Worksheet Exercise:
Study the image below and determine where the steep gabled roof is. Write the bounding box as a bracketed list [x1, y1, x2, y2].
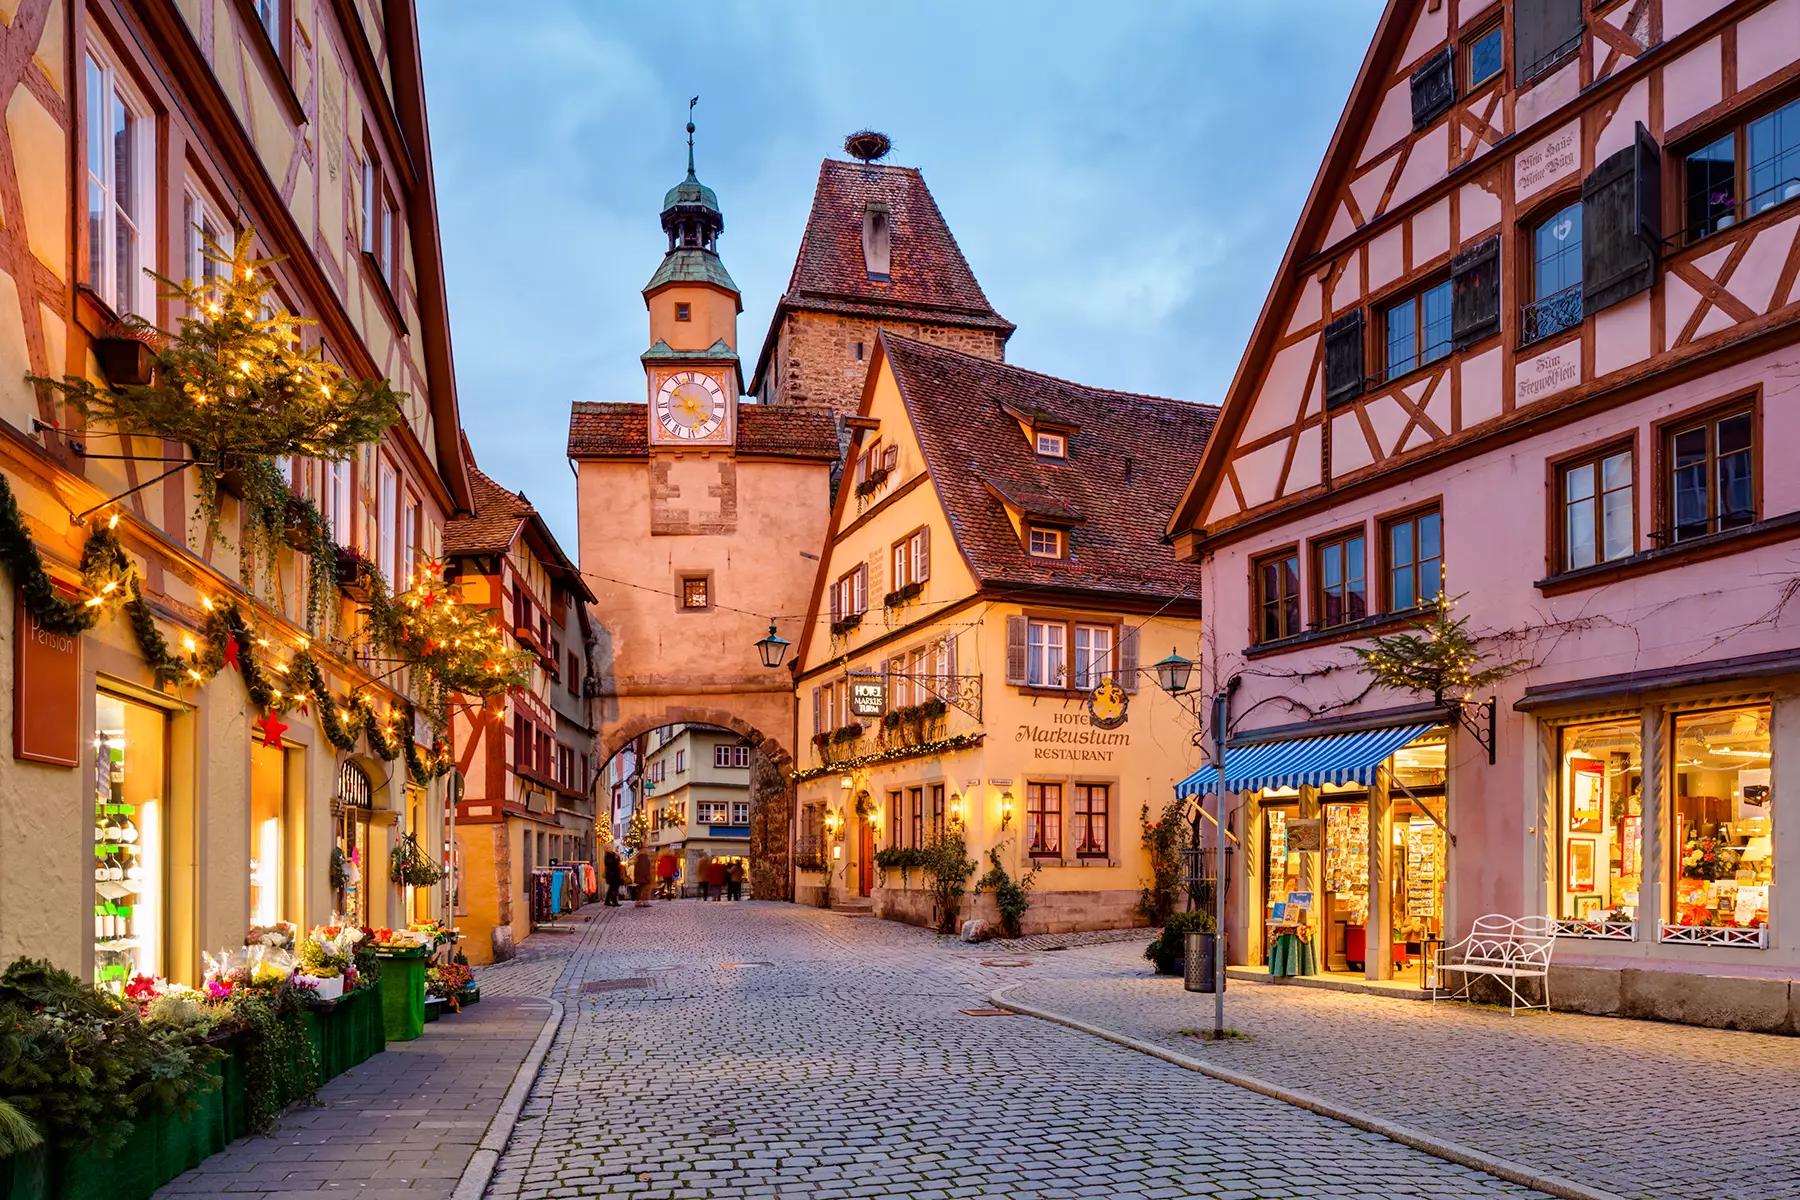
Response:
[445, 462, 594, 602]
[749, 159, 1014, 392]
[881, 332, 1215, 597]
[566, 402, 840, 462]
[1165, 0, 1414, 542]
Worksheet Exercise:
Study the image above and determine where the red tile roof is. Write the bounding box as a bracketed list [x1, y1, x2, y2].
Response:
[882, 333, 1216, 599]
[444, 468, 530, 556]
[779, 160, 1013, 331]
[567, 402, 841, 462]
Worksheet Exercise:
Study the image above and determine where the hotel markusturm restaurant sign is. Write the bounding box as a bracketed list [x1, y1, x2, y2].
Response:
[16, 587, 81, 767]
[1018, 709, 1130, 763]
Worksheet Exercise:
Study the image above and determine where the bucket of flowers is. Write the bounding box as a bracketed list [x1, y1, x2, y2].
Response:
[370, 926, 433, 957]
[425, 961, 474, 1013]
[296, 924, 365, 1002]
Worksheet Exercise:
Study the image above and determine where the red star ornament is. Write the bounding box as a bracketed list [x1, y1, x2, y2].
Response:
[256, 711, 289, 751]
[223, 635, 240, 670]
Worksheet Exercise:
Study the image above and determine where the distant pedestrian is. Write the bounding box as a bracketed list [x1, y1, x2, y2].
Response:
[706, 857, 726, 901]
[631, 847, 653, 907]
[656, 850, 677, 899]
[602, 850, 623, 907]
[697, 853, 714, 901]
[727, 860, 745, 901]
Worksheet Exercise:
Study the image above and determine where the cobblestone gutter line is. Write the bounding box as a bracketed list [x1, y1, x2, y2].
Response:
[451, 996, 565, 1200]
[990, 983, 1623, 1200]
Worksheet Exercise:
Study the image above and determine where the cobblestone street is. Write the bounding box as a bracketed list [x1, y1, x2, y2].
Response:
[480, 903, 1546, 1200]
[1001, 941, 1800, 1200]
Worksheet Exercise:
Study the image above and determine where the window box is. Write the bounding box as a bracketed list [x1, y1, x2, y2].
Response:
[854, 467, 892, 498]
[1657, 922, 1767, 949]
[93, 334, 156, 387]
[880, 700, 948, 748]
[828, 723, 865, 745]
[335, 545, 377, 601]
[884, 581, 924, 607]
[829, 613, 863, 637]
[1551, 918, 1637, 941]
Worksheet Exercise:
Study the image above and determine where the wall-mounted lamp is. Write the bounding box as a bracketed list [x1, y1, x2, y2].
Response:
[1000, 789, 1015, 830]
[950, 793, 964, 825]
[839, 773, 855, 790]
[831, 844, 842, 860]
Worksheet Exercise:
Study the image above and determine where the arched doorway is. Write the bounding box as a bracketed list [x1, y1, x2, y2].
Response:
[335, 761, 375, 924]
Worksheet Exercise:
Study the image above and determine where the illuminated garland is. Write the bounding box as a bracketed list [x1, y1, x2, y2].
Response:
[1351, 592, 1527, 703]
[790, 732, 986, 784]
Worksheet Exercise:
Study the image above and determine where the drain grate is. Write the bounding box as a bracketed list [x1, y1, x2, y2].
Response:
[959, 1008, 1015, 1017]
[979, 959, 1033, 968]
[702, 1123, 735, 1135]
[582, 977, 651, 992]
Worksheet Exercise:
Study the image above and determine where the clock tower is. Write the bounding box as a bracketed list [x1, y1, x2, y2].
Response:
[643, 109, 743, 449]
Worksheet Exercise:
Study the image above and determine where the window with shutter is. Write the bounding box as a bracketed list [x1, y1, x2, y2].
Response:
[1450, 234, 1501, 348]
[914, 526, 930, 581]
[883, 445, 898, 473]
[1118, 626, 1139, 694]
[1005, 616, 1028, 686]
[1323, 309, 1366, 409]
[1410, 46, 1455, 131]
[812, 687, 821, 737]
[855, 563, 867, 612]
[1514, 0, 1582, 87]
[1583, 125, 1661, 316]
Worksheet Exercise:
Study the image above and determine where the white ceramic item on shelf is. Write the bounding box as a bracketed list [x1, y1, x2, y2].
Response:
[306, 973, 345, 1002]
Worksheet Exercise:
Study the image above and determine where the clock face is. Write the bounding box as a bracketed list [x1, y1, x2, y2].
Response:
[654, 371, 728, 441]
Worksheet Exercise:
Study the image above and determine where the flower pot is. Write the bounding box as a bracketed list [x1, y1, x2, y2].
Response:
[93, 335, 155, 386]
[304, 973, 345, 1001]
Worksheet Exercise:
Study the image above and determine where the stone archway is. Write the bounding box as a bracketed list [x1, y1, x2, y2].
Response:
[597, 703, 796, 903]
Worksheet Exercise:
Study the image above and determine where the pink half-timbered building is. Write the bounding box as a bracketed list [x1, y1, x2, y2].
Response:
[1169, 0, 1800, 1027]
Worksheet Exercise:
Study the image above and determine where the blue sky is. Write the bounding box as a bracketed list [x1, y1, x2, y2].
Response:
[418, 1, 1386, 546]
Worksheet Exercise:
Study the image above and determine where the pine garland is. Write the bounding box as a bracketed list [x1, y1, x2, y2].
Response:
[1351, 592, 1527, 703]
[0, 473, 100, 636]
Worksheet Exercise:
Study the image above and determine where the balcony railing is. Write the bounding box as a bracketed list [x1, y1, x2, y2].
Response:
[1520, 283, 1583, 347]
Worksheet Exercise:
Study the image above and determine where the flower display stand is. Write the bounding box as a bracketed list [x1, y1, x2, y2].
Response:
[303, 985, 386, 1081]
[376, 948, 428, 1042]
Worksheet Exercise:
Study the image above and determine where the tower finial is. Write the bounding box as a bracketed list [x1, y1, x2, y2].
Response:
[686, 96, 699, 179]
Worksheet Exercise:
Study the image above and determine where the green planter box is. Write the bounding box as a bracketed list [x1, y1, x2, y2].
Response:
[376, 950, 427, 1042]
[303, 985, 386, 1082]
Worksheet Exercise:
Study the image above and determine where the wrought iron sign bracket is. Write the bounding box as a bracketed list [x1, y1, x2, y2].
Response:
[1457, 696, 1497, 765]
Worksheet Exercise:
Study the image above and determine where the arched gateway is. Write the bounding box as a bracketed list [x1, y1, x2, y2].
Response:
[569, 122, 838, 897]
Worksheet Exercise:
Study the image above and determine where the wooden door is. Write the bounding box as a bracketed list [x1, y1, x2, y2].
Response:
[858, 820, 874, 896]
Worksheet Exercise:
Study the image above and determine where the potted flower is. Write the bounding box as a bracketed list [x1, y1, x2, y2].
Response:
[297, 924, 365, 1001]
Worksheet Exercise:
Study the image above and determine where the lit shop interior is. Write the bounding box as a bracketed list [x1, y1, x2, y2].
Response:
[1555, 704, 1772, 940]
[93, 691, 167, 990]
[1260, 730, 1448, 977]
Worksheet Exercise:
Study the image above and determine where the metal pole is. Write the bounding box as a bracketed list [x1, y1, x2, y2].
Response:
[1213, 688, 1229, 1037]
[445, 768, 463, 933]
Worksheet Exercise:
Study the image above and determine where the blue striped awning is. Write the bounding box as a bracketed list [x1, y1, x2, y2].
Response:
[1176, 723, 1439, 797]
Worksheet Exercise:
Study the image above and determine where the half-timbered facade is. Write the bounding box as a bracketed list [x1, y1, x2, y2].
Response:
[0, 0, 470, 988]
[791, 332, 1213, 932]
[1169, 0, 1800, 1027]
[446, 465, 594, 963]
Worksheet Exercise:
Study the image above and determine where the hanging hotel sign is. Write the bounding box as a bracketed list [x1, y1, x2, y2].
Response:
[15, 588, 81, 767]
[849, 671, 886, 718]
[1086, 678, 1128, 730]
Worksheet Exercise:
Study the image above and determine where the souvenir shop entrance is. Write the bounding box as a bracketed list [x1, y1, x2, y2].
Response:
[1237, 726, 1449, 984]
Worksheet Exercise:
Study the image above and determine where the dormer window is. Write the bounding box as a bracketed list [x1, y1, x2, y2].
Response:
[675, 303, 691, 322]
[1028, 527, 1064, 559]
[862, 203, 891, 280]
[1035, 431, 1066, 458]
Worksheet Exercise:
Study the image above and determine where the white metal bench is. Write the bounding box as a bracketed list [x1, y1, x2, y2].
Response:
[1433, 914, 1555, 1014]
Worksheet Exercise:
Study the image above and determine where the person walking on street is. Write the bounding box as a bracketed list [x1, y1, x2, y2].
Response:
[657, 849, 677, 899]
[706, 856, 726, 901]
[697, 853, 713, 901]
[727, 859, 745, 901]
[602, 849, 623, 907]
[631, 845, 654, 907]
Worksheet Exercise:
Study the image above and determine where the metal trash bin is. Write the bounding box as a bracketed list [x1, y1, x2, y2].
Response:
[1184, 931, 1217, 993]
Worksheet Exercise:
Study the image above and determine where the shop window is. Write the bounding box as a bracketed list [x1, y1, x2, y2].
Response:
[1027, 782, 1062, 857]
[1556, 717, 1643, 925]
[1073, 623, 1115, 690]
[1669, 705, 1772, 935]
[93, 692, 168, 991]
[249, 737, 289, 928]
[1521, 201, 1583, 345]
[1262, 806, 1300, 953]
[1559, 445, 1634, 570]
[1254, 547, 1302, 642]
[1663, 405, 1755, 543]
[1073, 784, 1109, 857]
[1382, 508, 1442, 613]
[1313, 531, 1366, 629]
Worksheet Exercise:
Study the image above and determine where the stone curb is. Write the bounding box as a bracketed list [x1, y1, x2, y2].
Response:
[451, 997, 566, 1200]
[988, 984, 1623, 1200]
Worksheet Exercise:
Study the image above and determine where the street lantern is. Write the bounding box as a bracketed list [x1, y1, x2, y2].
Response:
[1154, 649, 1194, 695]
[755, 622, 790, 669]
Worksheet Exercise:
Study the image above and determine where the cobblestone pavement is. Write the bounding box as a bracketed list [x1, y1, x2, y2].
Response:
[156, 994, 551, 1199]
[1005, 938, 1800, 1200]
[486, 901, 1544, 1199]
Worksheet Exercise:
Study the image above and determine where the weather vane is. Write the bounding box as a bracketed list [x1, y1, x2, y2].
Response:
[687, 96, 699, 175]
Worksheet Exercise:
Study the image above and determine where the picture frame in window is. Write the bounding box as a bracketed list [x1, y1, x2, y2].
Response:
[1568, 757, 1604, 831]
[1566, 837, 1597, 892]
